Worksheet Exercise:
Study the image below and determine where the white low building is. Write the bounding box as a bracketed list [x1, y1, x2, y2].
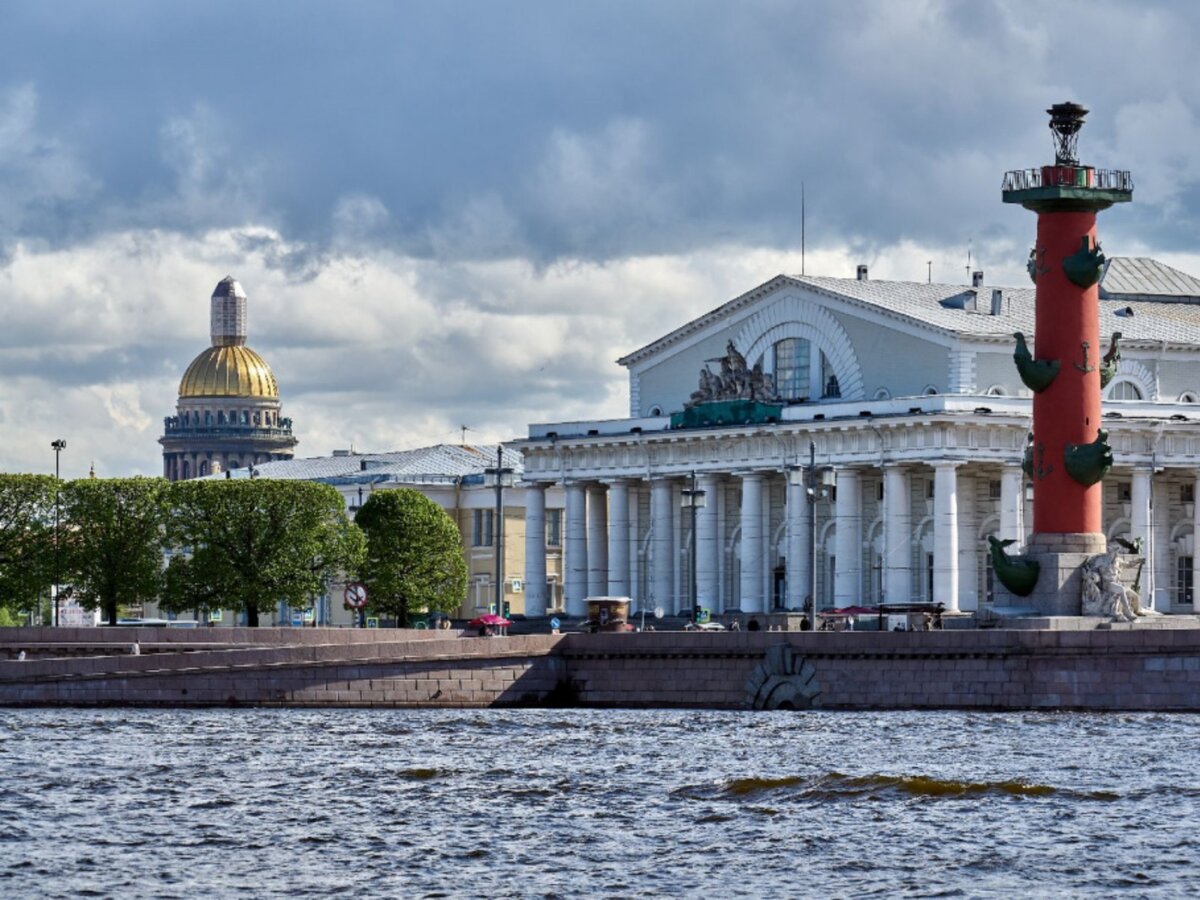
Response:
[517, 258, 1200, 619]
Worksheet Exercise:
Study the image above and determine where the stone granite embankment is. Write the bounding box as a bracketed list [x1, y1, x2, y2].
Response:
[2, 625, 1199, 711]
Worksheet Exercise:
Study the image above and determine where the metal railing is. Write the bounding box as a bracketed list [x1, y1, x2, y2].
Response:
[161, 423, 294, 439]
[1002, 167, 1133, 193]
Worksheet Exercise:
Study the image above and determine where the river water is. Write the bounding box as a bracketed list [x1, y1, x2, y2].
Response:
[1, 709, 1197, 898]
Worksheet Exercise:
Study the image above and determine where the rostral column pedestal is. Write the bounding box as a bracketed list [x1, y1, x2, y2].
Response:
[1001, 102, 1132, 615]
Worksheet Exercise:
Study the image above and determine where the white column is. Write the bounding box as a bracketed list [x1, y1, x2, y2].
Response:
[1193, 473, 1200, 613]
[586, 484, 608, 597]
[564, 482, 588, 617]
[697, 474, 721, 614]
[933, 462, 961, 612]
[999, 464, 1024, 546]
[833, 467, 862, 606]
[1131, 467, 1152, 607]
[716, 482, 728, 611]
[606, 480, 630, 597]
[761, 481, 774, 607]
[785, 475, 808, 610]
[628, 483, 641, 604]
[523, 483, 548, 617]
[883, 465, 911, 605]
[650, 479, 675, 613]
[738, 472, 765, 612]
[957, 468, 978, 612]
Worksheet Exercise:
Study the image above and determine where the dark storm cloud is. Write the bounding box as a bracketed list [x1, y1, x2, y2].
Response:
[4, 0, 1200, 263]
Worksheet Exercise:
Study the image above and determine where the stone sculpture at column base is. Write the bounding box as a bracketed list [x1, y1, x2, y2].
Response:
[1080, 543, 1159, 622]
[1022, 532, 1108, 616]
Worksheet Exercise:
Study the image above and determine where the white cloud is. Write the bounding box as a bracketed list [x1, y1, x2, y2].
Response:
[0, 224, 1039, 479]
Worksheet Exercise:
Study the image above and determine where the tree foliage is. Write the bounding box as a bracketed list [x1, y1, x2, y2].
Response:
[0, 474, 56, 615]
[162, 479, 365, 626]
[355, 488, 467, 625]
[60, 477, 169, 625]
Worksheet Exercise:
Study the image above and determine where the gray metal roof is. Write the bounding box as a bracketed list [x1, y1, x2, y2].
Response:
[208, 443, 524, 484]
[1099, 257, 1200, 301]
[619, 257, 1200, 366]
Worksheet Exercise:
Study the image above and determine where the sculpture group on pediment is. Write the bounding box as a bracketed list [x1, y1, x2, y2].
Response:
[687, 340, 782, 408]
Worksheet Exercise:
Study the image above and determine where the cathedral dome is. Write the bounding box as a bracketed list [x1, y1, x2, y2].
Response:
[178, 345, 280, 398]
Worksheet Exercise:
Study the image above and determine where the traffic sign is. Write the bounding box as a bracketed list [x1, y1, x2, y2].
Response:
[550, 617, 561, 630]
[344, 583, 368, 609]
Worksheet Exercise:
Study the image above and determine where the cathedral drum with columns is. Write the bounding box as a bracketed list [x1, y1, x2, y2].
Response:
[516, 255, 1200, 621]
[160, 277, 298, 481]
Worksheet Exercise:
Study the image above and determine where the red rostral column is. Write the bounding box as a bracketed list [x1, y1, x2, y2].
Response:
[1003, 102, 1132, 537]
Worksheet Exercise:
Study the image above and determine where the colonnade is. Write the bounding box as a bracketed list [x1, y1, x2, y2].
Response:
[521, 462, 1030, 618]
[521, 464, 1200, 618]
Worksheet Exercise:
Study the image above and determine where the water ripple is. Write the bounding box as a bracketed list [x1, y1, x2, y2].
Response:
[0, 708, 1197, 897]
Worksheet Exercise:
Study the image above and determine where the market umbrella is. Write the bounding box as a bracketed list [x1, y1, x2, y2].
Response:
[468, 613, 512, 628]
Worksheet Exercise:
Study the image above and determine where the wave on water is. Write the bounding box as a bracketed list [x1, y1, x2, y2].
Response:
[680, 772, 1119, 802]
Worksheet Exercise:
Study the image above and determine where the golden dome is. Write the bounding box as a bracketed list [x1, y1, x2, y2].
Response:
[178, 345, 279, 399]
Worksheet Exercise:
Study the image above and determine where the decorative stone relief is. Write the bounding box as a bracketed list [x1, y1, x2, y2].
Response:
[745, 643, 821, 710]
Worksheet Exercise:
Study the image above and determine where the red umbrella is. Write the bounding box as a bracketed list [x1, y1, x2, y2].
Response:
[468, 613, 512, 627]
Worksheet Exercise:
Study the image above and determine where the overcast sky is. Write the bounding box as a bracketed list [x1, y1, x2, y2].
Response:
[3, 0, 1200, 478]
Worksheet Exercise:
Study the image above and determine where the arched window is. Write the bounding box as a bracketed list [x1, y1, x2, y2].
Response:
[648, 405, 664, 417]
[924, 385, 939, 396]
[1180, 392, 1198, 404]
[986, 385, 1008, 396]
[773, 337, 811, 401]
[873, 388, 891, 401]
[1107, 380, 1143, 401]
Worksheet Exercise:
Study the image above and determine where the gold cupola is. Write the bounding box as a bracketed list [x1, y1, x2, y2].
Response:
[177, 276, 279, 398]
[178, 345, 280, 398]
[160, 276, 297, 481]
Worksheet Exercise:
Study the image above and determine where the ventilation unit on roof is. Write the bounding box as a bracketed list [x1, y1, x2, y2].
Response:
[857, 264, 869, 281]
[991, 289, 1004, 316]
[972, 270, 984, 287]
[1115, 306, 1135, 317]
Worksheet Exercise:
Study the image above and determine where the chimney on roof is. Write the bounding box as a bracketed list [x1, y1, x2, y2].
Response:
[991, 289, 1004, 316]
[972, 270, 984, 288]
[856, 264, 868, 281]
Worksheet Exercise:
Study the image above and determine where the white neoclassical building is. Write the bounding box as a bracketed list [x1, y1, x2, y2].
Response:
[516, 258, 1200, 619]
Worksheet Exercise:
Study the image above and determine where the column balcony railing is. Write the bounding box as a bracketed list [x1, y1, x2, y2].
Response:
[1001, 166, 1133, 192]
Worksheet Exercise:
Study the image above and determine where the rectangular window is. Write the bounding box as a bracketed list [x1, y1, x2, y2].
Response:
[877, 481, 885, 501]
[989, 480, 1002, 500]
[1178, 556, 1194, 606]
[545, 509, 562, 546]
[1184, 484, 1196, 503]
[820, 352, 840, 398]
[773, 338, 811, 401]
[1118, 482, 1132, 502]
[472, 509, 494, 547]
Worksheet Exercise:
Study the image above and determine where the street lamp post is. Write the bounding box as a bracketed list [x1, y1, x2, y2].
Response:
[680, 471, 707, 623]
[790, 441, 835, 632]
[51, 439, 66, 628]
[484, 447, 515, 620]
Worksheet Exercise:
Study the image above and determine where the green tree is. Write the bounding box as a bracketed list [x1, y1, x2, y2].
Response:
[355, 488, 467, 626]
[60, 477, 169, 626]
[0, 474, 55, 617]
[163, 479, 365, 626]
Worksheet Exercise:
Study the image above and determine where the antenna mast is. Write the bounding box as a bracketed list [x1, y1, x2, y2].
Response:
[801, 181, 806, 276]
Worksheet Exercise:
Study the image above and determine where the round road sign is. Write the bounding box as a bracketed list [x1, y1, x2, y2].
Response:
[344, 583, 368, 609]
